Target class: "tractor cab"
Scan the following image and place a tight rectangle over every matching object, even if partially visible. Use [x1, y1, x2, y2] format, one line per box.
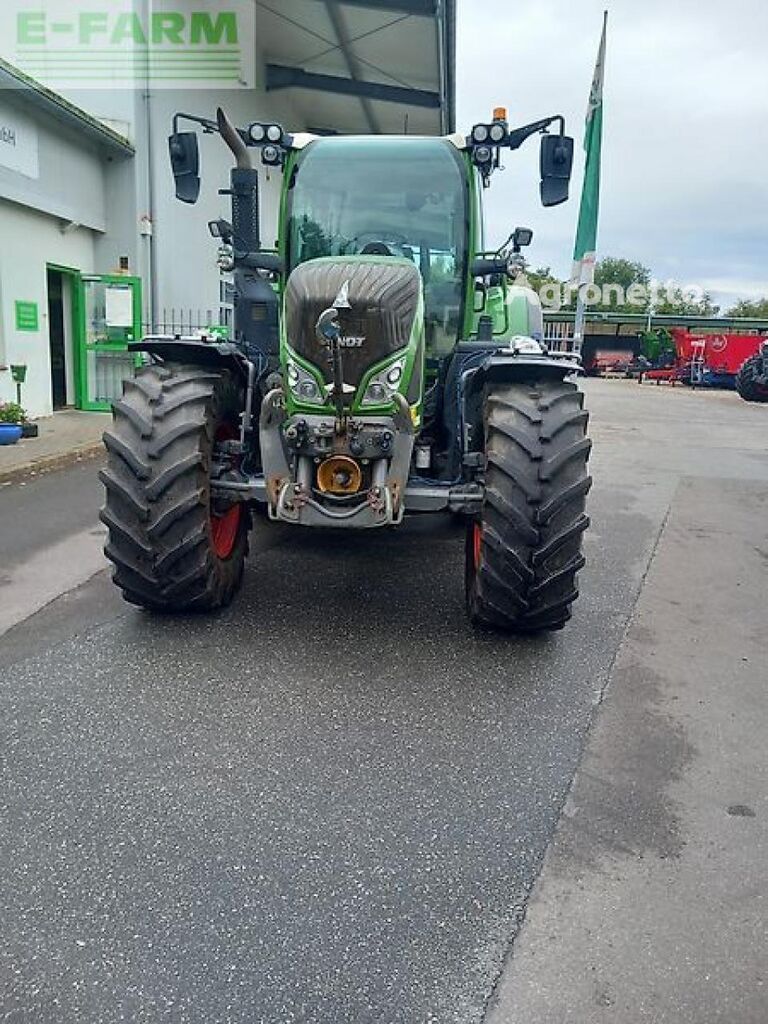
[285, 135, 469, 360]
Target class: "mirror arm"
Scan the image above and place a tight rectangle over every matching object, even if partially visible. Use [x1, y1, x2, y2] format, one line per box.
[506, 114, 565, 151]
[236, 252, 285, 273]
[172, 111, 253, 168]
[471, 256, 510, 278]
[172, 111, 219, 135]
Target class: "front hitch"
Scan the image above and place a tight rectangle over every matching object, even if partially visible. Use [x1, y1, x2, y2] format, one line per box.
[257, 389, 416, 529]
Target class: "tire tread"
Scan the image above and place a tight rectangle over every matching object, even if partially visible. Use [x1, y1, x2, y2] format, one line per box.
[735, 355, 768, 403]
[468, 378, 592, 633]
[100, 362, 247, 611]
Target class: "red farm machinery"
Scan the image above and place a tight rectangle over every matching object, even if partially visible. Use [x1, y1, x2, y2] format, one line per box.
[640, 329, 767, 396]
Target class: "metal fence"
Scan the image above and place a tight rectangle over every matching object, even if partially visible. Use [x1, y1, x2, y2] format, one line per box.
[545, 320, 577, 353]
[142, 308, 220, 337]
[141, 308, 579, 355]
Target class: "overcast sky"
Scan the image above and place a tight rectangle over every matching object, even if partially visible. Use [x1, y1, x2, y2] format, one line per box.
[456, 0, 768, 310]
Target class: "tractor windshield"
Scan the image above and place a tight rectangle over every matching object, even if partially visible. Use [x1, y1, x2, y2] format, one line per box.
[286, 137, 468, 358]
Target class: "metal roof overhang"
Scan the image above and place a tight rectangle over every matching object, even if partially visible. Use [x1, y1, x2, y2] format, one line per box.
[0, 56, 134, 158]
[256, 0, 455, 135]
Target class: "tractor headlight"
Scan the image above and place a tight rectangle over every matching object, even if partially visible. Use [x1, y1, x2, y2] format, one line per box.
[360, 354, 408, 407]
[248, 122, 285, 145]
[472, 123, 489, 143]
[386, 363, 403, 386]
[489, 122, 507, 144]
[473, 145, 493, 167]
[216, 244, 235, 272]
[286, 358, 324, 404]
[262, 144, 282, 166]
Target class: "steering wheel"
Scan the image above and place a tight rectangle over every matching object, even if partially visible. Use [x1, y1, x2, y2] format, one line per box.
[351, 232, 411, 259]
[360, 242, 394, 256]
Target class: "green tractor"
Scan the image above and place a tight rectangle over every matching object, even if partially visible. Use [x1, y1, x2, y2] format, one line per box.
[101, 106, 592, 631]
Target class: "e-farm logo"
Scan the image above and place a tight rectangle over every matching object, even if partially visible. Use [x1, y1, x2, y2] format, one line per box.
[4, 1, 255, 89]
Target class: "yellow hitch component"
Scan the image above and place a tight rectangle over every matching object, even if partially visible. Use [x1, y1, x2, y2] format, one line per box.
[317, 455, 363, 495]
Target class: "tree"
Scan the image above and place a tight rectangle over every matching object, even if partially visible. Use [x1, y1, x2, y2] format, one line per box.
[589, 256, 719, 316]
[726, 297, 768, 319]
[654, 287, 719, 317]
[585, 257, 649, 314]
[594, 257, 650, 291]
[513, 253, 723, 317]
[519, 264, 561, 294]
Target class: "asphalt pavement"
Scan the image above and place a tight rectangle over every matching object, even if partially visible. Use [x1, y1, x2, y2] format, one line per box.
[0, 380, 766, 1023]
[487, 474, 768, 1024]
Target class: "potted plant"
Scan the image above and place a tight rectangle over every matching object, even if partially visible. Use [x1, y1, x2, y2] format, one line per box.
[0, 401, 28, 445]
[7, 365, 38, 438]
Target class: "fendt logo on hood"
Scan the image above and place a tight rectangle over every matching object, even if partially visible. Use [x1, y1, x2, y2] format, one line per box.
[333, 280, 352, 309]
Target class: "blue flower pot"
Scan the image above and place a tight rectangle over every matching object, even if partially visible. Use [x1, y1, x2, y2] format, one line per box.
[0, 424, 23, 445]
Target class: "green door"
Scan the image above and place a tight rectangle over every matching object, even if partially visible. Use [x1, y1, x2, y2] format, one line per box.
[76, 275, 143, 412]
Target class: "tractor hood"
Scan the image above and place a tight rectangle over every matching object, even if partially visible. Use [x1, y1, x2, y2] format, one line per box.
[285, 256, 422, 389]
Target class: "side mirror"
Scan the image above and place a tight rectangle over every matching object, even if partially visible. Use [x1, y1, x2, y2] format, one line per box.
[540, 134, 574, 207]
[169, 132, 200, 204]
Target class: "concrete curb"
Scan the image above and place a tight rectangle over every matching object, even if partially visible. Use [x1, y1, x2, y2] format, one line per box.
[0, 441, 104, 486]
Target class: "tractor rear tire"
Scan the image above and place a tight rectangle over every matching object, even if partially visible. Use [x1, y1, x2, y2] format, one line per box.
[100, 362, 249, 612]
[735, 356, 768, 403]
[466, 378, 592, 632]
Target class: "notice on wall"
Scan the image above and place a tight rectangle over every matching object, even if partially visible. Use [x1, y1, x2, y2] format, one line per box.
[15, 301, 39, 332]
[0, 98, 39, 180]
[105, 287, 134, 328]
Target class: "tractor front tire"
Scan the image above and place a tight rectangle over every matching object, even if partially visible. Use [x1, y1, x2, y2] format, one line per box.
[466, 378, 592, 632]
[100, 362, 249, 612]
[735, 355, 768, 403]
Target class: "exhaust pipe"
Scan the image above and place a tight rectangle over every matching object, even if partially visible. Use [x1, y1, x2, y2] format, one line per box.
[216, 107, 251, 170]
[217, 107, 261, 256]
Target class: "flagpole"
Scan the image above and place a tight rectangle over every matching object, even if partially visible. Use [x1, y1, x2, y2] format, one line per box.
[571, 10, 607, 357]
[574, 287, 587, 354]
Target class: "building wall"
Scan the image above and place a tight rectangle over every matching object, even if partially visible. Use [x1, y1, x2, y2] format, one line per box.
[0, 67, 303, 419]
[0, 93, 108, 232]
[0, 84, 138, 418]
[0, 198, 96, 417]
[62, 89, 151, 322]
